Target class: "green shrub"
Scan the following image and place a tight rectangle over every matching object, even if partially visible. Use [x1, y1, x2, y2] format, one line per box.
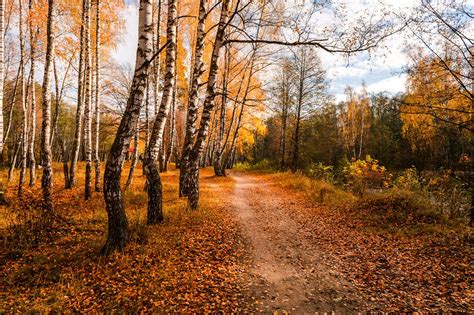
[306, 162, 334, 183]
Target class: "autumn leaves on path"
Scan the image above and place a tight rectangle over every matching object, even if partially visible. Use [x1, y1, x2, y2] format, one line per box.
[227, 172, 472, 312]
[229, 173, 361, 312]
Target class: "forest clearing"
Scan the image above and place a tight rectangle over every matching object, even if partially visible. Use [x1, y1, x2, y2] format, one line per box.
[0, 0, 473, 312]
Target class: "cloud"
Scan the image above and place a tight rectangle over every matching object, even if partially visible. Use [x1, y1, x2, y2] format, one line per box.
[367, 74, 407, 94]
[112, 3, 138, 67]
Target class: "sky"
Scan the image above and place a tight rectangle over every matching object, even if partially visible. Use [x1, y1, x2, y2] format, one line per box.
[112, 0, 421, 103]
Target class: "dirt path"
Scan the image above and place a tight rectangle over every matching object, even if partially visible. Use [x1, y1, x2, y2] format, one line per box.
[230, 172, 362, 313]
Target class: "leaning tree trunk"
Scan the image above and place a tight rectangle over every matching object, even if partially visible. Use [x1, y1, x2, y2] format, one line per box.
[93, 0, 101, 192]
[179, 0, 206, 197]
[188, 0, 231, 210]
[40, 0, 56, 213]
[143, 0, 177, 225]
[28, 0, 38, 187]
[83, 0, 93, 200]
[18, 0, 28, 196]
[68, 0, 87, 189]
[102, 0, 153, 255]
[0, 0, 4, 154]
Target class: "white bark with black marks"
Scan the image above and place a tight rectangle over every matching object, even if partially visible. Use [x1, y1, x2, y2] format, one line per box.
[188, 0, 231, 210]
[102, 0, 153, 255]
[143, 0, 177, 225]
[41, 0, 56, 213]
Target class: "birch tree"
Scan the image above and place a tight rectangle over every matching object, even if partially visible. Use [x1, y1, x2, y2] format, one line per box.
[102, 0, 153, 255]
[186, 0, 231, 210]
[143, 0, 177, 225]
[93, 0, 101, 192]
[68, 0, 86, 189]
[18, 0, 27, 196]
[41, 0, 56, 213]
[178, 0, 208, 197]
[84, 0, 92, 200]
[28, 0, 38, 186]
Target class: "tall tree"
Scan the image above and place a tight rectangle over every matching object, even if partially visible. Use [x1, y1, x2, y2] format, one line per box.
[28, 0, 38, 187]
[93, 0, 101, 192]
[18, 0, 27, 196]
[102, 0, 153, 255]
[68, 0, 87, 189]
[41, 0, 56, 213]
[143, 0, 177, 225]
[186, 0, 231, 210]
[179, 0, 206, 197]
[83, 0, 92, 200]
[289, 47, 328, 171]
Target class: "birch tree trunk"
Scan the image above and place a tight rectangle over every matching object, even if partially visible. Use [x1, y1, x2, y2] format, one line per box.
[93, 0, 101, 192]
[143, 0, 177, 225]
[28, 0, 38, 187]
[0, 0, 4, 154]
[102, 0, 153, 255]
[153, 0, 161, 115]
[18, 0, 28, 196]
[41, 0, 56, 213]
[124, 117, 139, 191]
[187, 0, 231, 210]
[163, 81, 176, 171]
[179, 0, 206, 197]
[84, 0, 93, 200]
[213, 45, 229, 177]
[68, 0, 87, 189]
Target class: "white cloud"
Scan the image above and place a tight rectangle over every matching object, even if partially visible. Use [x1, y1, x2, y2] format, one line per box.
[367, 74, 407, 94]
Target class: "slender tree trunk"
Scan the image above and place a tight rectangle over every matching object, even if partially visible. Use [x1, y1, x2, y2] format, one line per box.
[291, 62, 304, 173]
[41, 0, 56, 213]
[125, 118, 139, 191]
[188, 0, 231, 210]
[68, 0, 87, 189]
[84, 0, 93, 200]
[1, 65, 21, 161]
[7, 141, 19, 182]
[93, 0, 101, 192]
[179, 0, 206, 197]
[163, 80, 176, 171]
[0, 0, 4, 154]
[18, 0, 28, 196]
[153, 0, 161, 115]
[143, 0, 177, 225]
[28, 0, 38, 187]
[102, 0, 153, 255]
[213, 45, 229, 177]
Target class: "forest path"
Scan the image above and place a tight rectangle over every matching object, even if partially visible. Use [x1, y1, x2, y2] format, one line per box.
[229, 172, 362, 313]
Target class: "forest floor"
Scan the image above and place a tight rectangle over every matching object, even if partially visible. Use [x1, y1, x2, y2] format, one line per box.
[1, 164, 472, 312]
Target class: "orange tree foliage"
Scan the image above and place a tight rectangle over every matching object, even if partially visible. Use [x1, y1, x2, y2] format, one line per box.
[401, 52, 472, 152]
